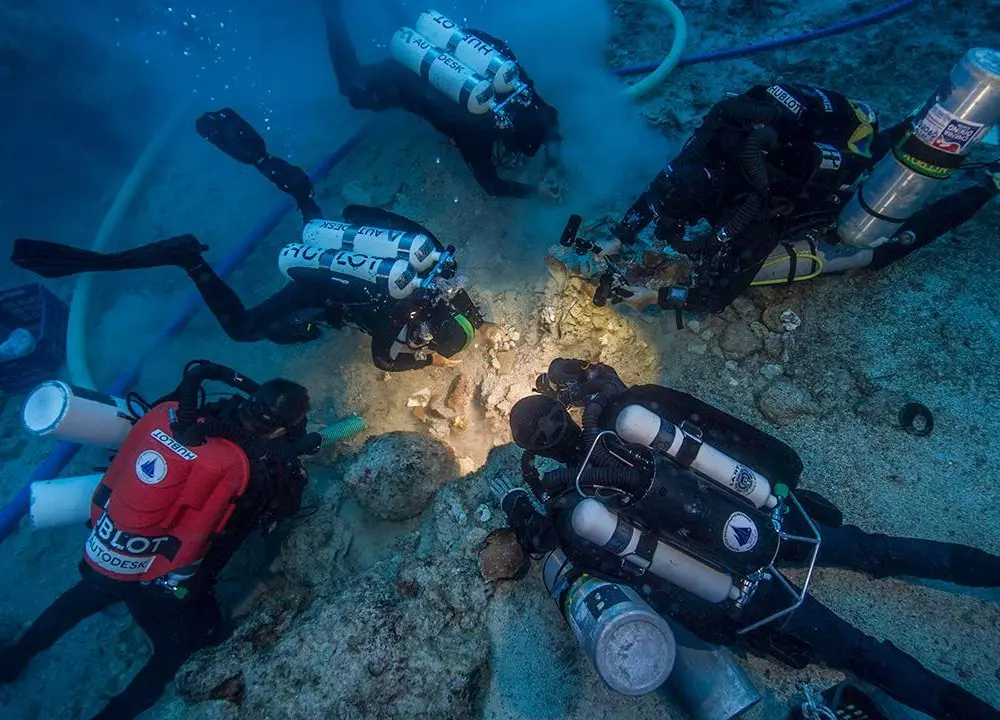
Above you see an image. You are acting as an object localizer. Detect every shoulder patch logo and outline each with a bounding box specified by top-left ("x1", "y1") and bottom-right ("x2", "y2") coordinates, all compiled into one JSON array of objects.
[
  {"x1": 135, "y1": 450, "x2": 168, "y2": 485},
  {"x1": 723, "y1": 512, "x2": 759, "y2": 553}
]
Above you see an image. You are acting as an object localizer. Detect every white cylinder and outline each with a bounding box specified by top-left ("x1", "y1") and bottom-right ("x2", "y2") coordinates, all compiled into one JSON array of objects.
[
  {"x1": 301, "y1": 220, "x2": 442, "y2": 273},
  {"x1": 30, "y1": 473, "x2": 102, "y2": 530},
  {"x1": 279, "y1": 243, "x2": 421, "y2": 300},
  {"x1": 572, "y1": 499, "x2": 737, "y2": 604},
  {"x1": 616, "y1": 405, "x2": 777, "y2": 509},
  {"x1": 22, "y1": 381, "x2": 135, "y2": 449},
  {"x1": 752, "y1": 238, "x2": 874, "y2": 284},
  {"x1": 414, "y1": 10, "x2": 520, "y2": 94},
  {"x1": 390, "y1": 28, "x2": 495, "y2": 114}
]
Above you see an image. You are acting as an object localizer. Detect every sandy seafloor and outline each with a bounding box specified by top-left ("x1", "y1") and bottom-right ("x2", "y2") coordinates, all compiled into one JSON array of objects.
[{"x1": 1, "y1": 0, "x2": 999, "y2": 718}]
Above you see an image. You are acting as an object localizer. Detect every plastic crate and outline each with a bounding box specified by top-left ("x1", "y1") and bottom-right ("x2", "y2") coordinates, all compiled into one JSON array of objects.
[{"x1": 0, "y1": 283, "x2": 69, "y2": 394}]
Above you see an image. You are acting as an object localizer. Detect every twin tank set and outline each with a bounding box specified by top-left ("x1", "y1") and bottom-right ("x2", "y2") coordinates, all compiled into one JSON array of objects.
[{"x1": 537, "y1": 401, "x2": 813, "y2": 718}]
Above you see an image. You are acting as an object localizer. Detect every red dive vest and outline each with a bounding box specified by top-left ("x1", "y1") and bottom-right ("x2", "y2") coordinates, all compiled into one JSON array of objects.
[{"x1": 83, "y1": 402, "x2": 251, "y2": 583}]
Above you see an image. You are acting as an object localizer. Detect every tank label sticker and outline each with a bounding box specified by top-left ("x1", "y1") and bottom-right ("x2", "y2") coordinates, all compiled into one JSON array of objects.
[
  {"x1": 135, "y1": 450, "x2": 168, "y2": 485},
  {"x1": 567, "y1": 578, "x2": 630, "y2": 624},
  {"x1": 86, "y1": 511, "x2": 181, "y2": 576},
  {"x1": 150, "y1": 429, "x2": 197, "y2": 461},
  {"x1": 914, "y1": 104, "x2": 986, "y2": 155},
  {"x1": 767, "y1": 85, "x2": 803, "y2": 117},
  {"x1": 729, "y1": 465, "x2": 758, "y2": 497},
  {"x1": 723, "y1": 512, "x2": 759, "y2": 553}
]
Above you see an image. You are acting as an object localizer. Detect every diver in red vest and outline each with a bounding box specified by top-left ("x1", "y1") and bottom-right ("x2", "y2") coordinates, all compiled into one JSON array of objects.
[{"x1": 0, "y1": 361, "x2": 321, "y2": 720}]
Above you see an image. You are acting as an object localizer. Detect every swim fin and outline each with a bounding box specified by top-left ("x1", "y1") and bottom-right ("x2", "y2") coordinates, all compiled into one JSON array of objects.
[
  {"x1": 341, "y1": 205, "x2": 441, "y2": 245},
  {"x1": 11, "y1": 235, "x2": 207, "y2": 278},
  {"x1": 196, "y1": 108, "x2": 267, "y2": 166}
]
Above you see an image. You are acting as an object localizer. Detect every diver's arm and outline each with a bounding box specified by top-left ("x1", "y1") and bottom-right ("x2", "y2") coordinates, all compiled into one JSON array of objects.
[
  {"x1": 501, "y1": 490, "x2": 558, "y2": 555},
  {"x1": 458, "y1": 140, "x2": 535, "y2": 198}
]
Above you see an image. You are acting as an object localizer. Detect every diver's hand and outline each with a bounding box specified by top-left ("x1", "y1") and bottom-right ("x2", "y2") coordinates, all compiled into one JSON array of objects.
[
  {"x1": 536, "y1": 176, "x2": 562, "y2": 202},
  {"x1": 490, "y1": 475, "x2": 530, "y2": 508},
  {"x1": 594, "y1": 237, "x2": 622, "y2": 259},
  {"x1": 431, "y1": 354, "x2": 462, "y2": 368},
  {"x1": 623, "y1": 286, "x2": 659, "y2": 311}
]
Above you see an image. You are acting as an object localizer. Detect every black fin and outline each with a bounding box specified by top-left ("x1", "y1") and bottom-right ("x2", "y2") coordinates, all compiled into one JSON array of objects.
[{"x1": 11, "y1": 239, "x2": 115, "y2": 278}]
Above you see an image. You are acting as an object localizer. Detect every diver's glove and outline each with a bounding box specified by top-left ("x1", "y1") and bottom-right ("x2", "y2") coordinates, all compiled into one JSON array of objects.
[{"x1": 489, "y1": 475, "x2": 532, "y2": 515}]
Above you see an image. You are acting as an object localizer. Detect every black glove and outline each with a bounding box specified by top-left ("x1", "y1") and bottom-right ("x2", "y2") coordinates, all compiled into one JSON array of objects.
[
  {"x1": 298, "y1": 432, "x2": 324, "y2": 456},
  {"x1": 196, "y1": 108, "x2": 267, "y2": 165}
]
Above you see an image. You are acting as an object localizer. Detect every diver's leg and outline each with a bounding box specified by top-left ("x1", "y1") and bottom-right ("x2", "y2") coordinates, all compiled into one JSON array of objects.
[
  {"x1": 869, "y1": 181, "x2": 998, "y2": 270},
  {"x1": 321, "y1": 0, "x2": 400, "y2": 110},
  {"x1": 185, "y1": 266, "x2": 324, "y2": 343},
  {"x1": 777, "y1": 594, "x2": 1000, "y2": 720},
  {"x1": 92, "y1": 589, "x2": 225, "y2": 720},
  {"x1": 0, "y1": 573, "x2": 118, "y2": 683},
  {"x1": 816, "y1": 524, "x2": 1000, "y2": 587},
  {"x1": 11, "y1": 235, "x2": 206, "y2": 279}
]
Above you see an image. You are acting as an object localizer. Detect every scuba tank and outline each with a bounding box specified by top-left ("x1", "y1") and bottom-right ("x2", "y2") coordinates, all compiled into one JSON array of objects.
[
  {"x1": 22, "y1": 380, "x2": 136, "y2": 449},
  {"x1": 414, "y1": 10, "x2": 520, "y2": 94},
  {"x1": 390, "y1": 28, "x2": 496, "y2": 115},
  {"x1": 301, "y1": 219, "x2": 444, "y2": 273},
  {"x1": 751, "y1": 236, "x2": 875, "y2": 285},
  {"x1": 542, "y1": 548, "x2": 676, "y2": 696},
  {"x1": 616, "y1": 404, "x2": 778, "y2": 509},
  {"x1": 570, "y1": 498, "x2": 740, "y2": 604},
  {"x1": 838, "y1": 47, "x2": 1000, "y2": 247},
  {"x1": 30, "y1": 473, "x2": 104, "y2": 530},
  {"x1": 279, "y1": 243, "x2": 422, "y2": 300}
]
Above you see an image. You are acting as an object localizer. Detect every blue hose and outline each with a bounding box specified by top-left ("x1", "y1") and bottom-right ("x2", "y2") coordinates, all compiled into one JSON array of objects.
[
  {"x1": 613, "y1": 0, "x2": 924, "y2": 76},
  {"x1": 0, "y1": 125, "x2": 371, "y2": 545}
]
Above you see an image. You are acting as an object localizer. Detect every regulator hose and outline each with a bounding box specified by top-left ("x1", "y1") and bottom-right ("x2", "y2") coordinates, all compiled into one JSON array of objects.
[{"x1": 741, "y1": 125, "x2": 778, "y2": 197}]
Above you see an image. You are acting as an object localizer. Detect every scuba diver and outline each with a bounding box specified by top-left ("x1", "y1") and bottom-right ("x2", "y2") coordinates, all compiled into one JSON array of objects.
[
  {"x1": 580, "y1": 49, "x2": 1000, "y2": 319},
  {"x1": 10, "y1": 108, "x2": 485, "y2": 373},
  {"x1": 0, "y1": 361, "x2": 320, "y2": 720},
  {"x1": 495, "y1": 358, "x2": 1000, "y2": 720},
  {"x1": 322, "y1": 1, "x2": 564, "y2": 199}
]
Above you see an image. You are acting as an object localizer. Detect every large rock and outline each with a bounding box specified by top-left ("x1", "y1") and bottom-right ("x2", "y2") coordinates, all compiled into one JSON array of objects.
[
  {"x1": 177, "y1": 556, "x2": 491, "y2": 720},
  {"x1": 274, "y1": 509, "x2": 352, "y2": 587},
  {"x1": 756, "y1": 381, "x2": 821, "y2": 425},
  {"x1": 343, "y1": 432, "x2": 459, "y2": 521}
]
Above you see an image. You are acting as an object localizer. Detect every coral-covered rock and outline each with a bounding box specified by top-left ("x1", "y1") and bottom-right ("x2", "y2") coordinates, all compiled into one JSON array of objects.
[{"x1": 479, "y1": 529, "x2": 526, "y2": 582}]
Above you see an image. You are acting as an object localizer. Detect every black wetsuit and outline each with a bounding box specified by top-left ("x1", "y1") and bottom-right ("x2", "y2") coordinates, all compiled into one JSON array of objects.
[
  {"x1": 0, "y1": 399, "x2": 306, "y2": 720},
  {"x1": 185, "y1": 201, "x2": 441, "y2": 373},
  {"x1": 323, "y1": 0, "x2": 561, "y2": 197},
  {"x1": 612, "y1": 83, "x2": 998, "y2": 313}
]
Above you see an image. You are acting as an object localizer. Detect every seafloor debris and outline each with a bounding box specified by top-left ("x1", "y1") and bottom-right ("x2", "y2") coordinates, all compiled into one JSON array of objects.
[
  {"x1": 478, "y1": 529, "x2": 525, "y2": 582},
  {"x1": 756, "y1": 379, "x2": 821, "y2": 425}
]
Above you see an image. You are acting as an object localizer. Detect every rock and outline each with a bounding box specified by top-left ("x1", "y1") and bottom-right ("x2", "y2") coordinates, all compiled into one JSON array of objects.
[
  {"x1": 720, "y1": 322, "x2": 764, "y2": 359},
  {"x1": 343, "y1": 432, "x2": 459, "y2": 521},
  {"x1": 760, "y1": 364, "x2": 784, "y2": 380},
  {"x1": 495, "y1": 350, "x2": 517, "y2": 375},
  {"x1": 763, "y1": 303, "x2": 803, "y2": 333},
  {"x1": 756, "y1": 381, "x2": 821, "y2": 425},
  {"x1": 701, "y1": 330, "x2": 715, "y2": 341},
  {"x1": 478, "y1": 529, "x2": 525, "y2": 582},
  {"x1": 763, "y1": 332, "x2": 784, "y2": 359},
  {"x1": 688, "y1": 342, "x2": 708, "y2": 355},
  {"x1": 539, "y1": 305, "x2": 558, "y2": 334},
  {"x1": 475, "y1": 504, "x2": 492, "y2": 523},
  {"x1": 446, "y1": 374, "x2": 474, "y2": 412},
  {"x1": 406, "y1": 388, "x2": 431, "y2": 408},
  {"x1": 274, "y1": 510, "x2": 352, "y2": 587},
  {"x1": 458, "y1": 456, "x2": 476, "y2": 476},
  {"x1": 779, "y1": 309, "x2": 802, "y2": 331},
  {"x1": 730, "y1": 295, "x2": 758, "y2": 320},
  {"x1": 686, "y1": 319, "x2": 701, "y2": 333}
]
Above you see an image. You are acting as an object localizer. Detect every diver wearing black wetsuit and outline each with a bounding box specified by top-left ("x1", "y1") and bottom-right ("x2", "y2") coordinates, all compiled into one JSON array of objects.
[
  {"x1": 322, "y1": 0, "x2": 562, "y2": 198},
  {"x1": 0, "y1": 367, "x2": 314, "y2": 720},
  {"x1": 608, "y1": 83, "x2": 999, "y2": 313},
  {"x1": 10, "y1": 110, "x2": 482, "y2": 373},
  {"x1": 498, "y1": 359, "x2": 1000, "y2": 720}
]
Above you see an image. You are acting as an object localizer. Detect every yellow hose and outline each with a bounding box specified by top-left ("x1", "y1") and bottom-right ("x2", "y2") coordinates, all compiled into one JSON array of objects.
[
  {"x1": 625, "y1": 0, "x2": 689, "y2": 99},
  {"x1": 67, "y1": 101, "x2": 192, "y2": 389},
  {"x1": 750, "y1": 252, "x2": 825, "y2": 286}
]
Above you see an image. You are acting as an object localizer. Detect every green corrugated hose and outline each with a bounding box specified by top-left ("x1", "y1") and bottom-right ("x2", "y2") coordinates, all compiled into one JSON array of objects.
[{"x1": 319, "y1": 414, "x2": 366, "y2": 444}]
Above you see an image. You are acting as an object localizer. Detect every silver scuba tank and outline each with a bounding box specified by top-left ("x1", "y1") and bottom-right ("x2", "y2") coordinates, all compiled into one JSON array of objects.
[
  {"x1": 390, "y1": 28, "x2": 496, "y2": 115},
  {"x1": 301, "y1": 220, "x2": 443, "y2": 273},
  {"x1": 615, "y1": 404, "x2": 778, "y2": 509},
  {"x1": 838, "y1": 48, "x2": 1000, "y2": 247},
  {"x1": 542, "y1": 548, "x2": 676, "y2": 696},
  {"x1": 278, "y1": 243, "x2": 422, "y2": 300},
  {"x1": 751, "y1": 236, "x2": 874, "y2": 284},
  {"x1": 414, "y1": 10, "x2": 520, "y2": 94}
]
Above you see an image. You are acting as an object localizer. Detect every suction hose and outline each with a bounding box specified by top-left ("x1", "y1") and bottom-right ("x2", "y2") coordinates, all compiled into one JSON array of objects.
[
  {"x1": 613, "y1": 0, "x2": 925, "y2": 78},
  {"x1": 318, "y1": 414, "x2": 366, "y2": 443},
  {"x1": 624, "y1": 0, "x2": 689, "y2": 99},
  {"x1": 68, "y1": 100, "x2": 194, "y2": 390},
  {"x1": 0, "y1": 125, "x2": 372, "y2": 545}
]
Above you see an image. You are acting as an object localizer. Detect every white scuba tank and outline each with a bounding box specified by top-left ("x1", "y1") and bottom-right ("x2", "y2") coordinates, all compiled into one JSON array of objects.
[
  {"x1": 414, "y1": 10, "x2": 520, "y2": 94},
  {"x1": 301, "y1": 220, "x2": 443, "y2": 273},
  {"x1": 572, "y1": 499, "x2": 740, "y2": 604},
  {"x1": 30, "y1": 473, "x2": 104, "y2": 530},
  {"x1": 752, "y1": 237, "x2": 875, "y2": 284},
  {"x1": 616, "y1": 405, "x2": 778, "y2": 509},
  {"x1": 390, "y1": 28, "x2": 496, "y2": 115},
  {"x1": 278, "y1": 243, "x2": 422, "y2": 300},
  {"x1": 22, "y1": 381, "x2": 135, "y2": 449}
]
